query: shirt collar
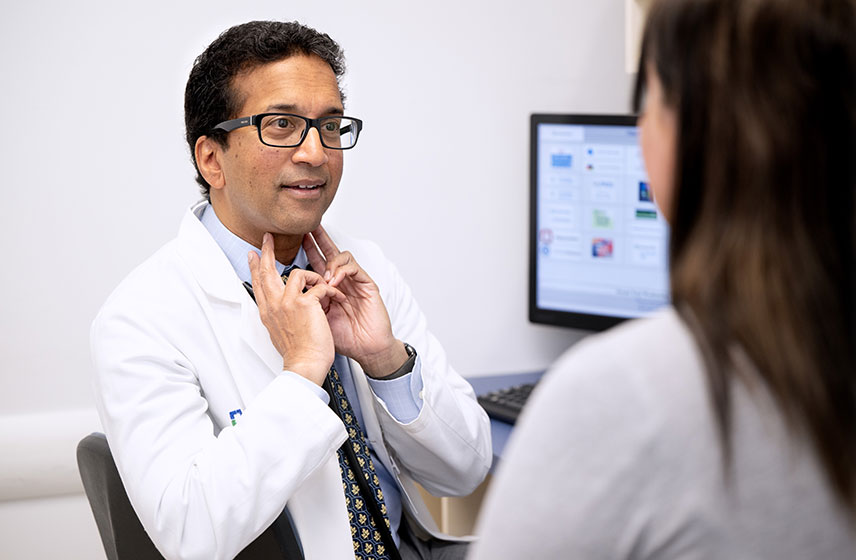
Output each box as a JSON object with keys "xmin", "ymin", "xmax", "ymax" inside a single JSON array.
[{"xmin": 198, "ymin": 201, "xmax": 309, "ymax": 284}]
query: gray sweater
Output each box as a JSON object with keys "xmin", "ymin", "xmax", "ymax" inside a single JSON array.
[{"xmin": 471, "ymin": 308, "xmax": 855, "ymax": 559}]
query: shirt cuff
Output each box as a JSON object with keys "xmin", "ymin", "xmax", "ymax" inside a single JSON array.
[
  {"xmin": 366, "ymin": 356, "xmax": 425, "ymax": 423},
  {"xmin": 280, "ymin": 370, "xmax": 330, "ymax": 404}
]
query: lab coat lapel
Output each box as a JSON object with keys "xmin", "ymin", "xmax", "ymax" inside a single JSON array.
[
  {"xmin": 349, "ymin": 358, "xmax": 442, "ymax": 535},
  {"xmin": 348, "ymin": 359, "xmax": 386, "ymax": 458},
  {"xmin": 175, "ymin": 204, "xmax": 282, "ymax": 392},
  {"xmin": 239, "ymin": 300, "xmax": 283, "ymax": 374},
  {"xmin": 176, "ymin": 202, "xmax": 244, "ymax": 305},
  {"xmin": 348, "ymin": 359, "xmax": 423, "ymax": 514}
]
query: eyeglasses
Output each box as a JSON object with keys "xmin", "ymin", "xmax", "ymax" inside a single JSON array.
[{"xmin": 212, "ymin": 113, "xmax": 363, "ymax": 150}]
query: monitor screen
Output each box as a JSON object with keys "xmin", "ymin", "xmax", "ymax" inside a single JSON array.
[{"xmin": 529, "ymin": 114, "xmax": 671, "ymax": 331}]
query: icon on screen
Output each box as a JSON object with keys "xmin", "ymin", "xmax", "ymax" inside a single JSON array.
[
  {"xmin": 592, "ymin": 209, "xmax": 613, "ymax": 229},
  {"xmin": 592, "ymin": 238, "xmax": 614, "ymax": 258},
  {"xmin": 639, "ymin": 181, "xmax": 653, "ymax": 202},
  {"xmin": 539, "ymin": 228, "xmax": 554, "ymax": 244},
  {"xmin": 551, "ymin": 154, "xmax": 572, "ymax": 168}
]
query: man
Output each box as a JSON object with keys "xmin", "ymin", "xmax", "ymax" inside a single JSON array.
[{"xmin": 91, "ymin": 21, "xmax": 491, "ymax": 560}]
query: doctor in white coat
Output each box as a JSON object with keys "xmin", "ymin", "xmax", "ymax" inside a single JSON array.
[{"xmin": 91, "ymin": 21, "xmax": 491, "ymax": 560}]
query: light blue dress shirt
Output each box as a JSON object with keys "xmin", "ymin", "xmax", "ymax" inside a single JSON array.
[{"xmin": 199, "ymin": 203, "xmax": 423, "ymax": 545}]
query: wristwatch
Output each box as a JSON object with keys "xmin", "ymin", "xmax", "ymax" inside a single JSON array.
[{"xmin": 382, "ymin": 342, "xmax": 417, "ymax": 380}]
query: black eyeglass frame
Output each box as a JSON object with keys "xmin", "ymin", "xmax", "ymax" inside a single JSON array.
[{"xmin": 211, "ymin": 113, "xmax": 363, "ymax": 150}]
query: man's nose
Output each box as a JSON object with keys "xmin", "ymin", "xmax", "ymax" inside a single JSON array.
[{"xmin": 292, "ymin": 127, "xmax": 329, "ymax": 166}]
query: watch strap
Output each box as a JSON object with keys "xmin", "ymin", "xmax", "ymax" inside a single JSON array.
[{"xmin": 379, "ymin": 342, "xmax": 417, "ymax": 380}]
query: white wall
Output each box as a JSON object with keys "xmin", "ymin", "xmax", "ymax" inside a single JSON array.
[{"xmin": 0, "ymin": 0, "xmax": 633, "ymax": 556}]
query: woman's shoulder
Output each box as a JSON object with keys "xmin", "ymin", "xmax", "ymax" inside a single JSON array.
[
  {"xmin": 550, "ymin": 307, "xmax": 700, "ymax": 385},
  {"xmin": 527, "ymin": 307, "xmax": 710, "ymax": 442}
]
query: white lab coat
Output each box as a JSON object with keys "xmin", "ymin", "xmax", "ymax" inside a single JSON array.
[{"xmin": 91, "ymin": 203, "xmax": 492, "ymax": 560}]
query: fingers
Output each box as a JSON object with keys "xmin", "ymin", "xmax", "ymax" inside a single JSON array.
[
  {"xmin": 256, "ymin": 233, "xmax": 287, "ymax": 296},
  {"xmin": 305, "ymin": 282, "xmax": 348, "ymax": 308},
  {"xmin": 250, "ymin": 234, "xmax": 327, "ymax": 307},
  {"xmin": 310, "ymin": 225, "xmax": 340, "ymax": 260},
  {"xmin": 247, "ymin": 250, "xmax": 269, "ymax": 309},
  {"xmin": 283, "ymin": 268, "xmax": 337, "ymax": 308},
  {"xmin": 282, "ymin": 267, "xmax": 325, "ymax": 295},
  {"xmin": 303, "ymin": 227, "xmax": 370, "ymax": 287},
  {"xmin": 324, "ymin": 252, "xmax": 359, "ymax": 286},
  {"xmin": 246, "ymin": 233, "xmax": 346, "ymax": 386},
  {"xmin": 325, "ymin": 250, "xmax": 374, "ymax": 288},
  {"xmin": 302, "ymin": 233, "xmax": 327, "ymax": 277}
]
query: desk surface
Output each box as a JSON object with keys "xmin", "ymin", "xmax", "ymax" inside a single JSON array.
[{"xmin": 466, "ymin": 371, "xmax": 545, "ymax": 470}]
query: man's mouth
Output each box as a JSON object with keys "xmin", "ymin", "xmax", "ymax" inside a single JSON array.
[{"xmin": 281, "ymin": 181, "xmax": 324, "ymax": 191}]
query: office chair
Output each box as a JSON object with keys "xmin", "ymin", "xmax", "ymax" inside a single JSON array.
[{"xmin": 77, "ymin": 432, "xmax": 299, "ymax": 559}]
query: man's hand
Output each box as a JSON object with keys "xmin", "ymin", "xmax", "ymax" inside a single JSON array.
[
  {"xmin": 303, "ymin": 226, "xmax": 409, "ymax": 378},
  {"xmin": 248, "ymin": 233, "xmax": 346, "ymax": 386}
]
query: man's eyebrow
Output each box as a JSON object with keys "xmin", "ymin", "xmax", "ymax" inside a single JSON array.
[{"xmin": 265, "ymin": 103, "xmax": 345, "ymax": 116}]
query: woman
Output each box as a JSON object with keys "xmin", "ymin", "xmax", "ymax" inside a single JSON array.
[{"xmin": 471, "ymin": 0, "xmax": 856, "ymax": 557}]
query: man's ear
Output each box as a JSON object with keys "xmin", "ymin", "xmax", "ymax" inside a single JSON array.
[{"xmin": 195, "ymin": 136, "xmax": 226, "ymax": 190}]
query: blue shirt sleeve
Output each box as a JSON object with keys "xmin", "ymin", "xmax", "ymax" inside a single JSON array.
[{"xmin": 365, "ymin": 355, "xmax": 425, "ymax": 423}]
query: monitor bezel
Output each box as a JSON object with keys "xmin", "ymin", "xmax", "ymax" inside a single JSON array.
[{"xmin": 528, "ymin": 113, "xmax": 644, "ymax": 332}]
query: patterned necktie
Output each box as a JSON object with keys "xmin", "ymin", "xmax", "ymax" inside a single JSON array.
[
  {"xmin": 264, "ymin": 266, "xmax": 397, "ymax": 559},
  {"xmin": 324, "ymin": 365, "xmax": 396, "ymax": 560}
]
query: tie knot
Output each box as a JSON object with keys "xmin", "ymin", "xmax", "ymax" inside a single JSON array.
[
  {"xmin": 281, "ymin": 264, "xmax": 302, "ymax": 285},
  {"xmin": 281, "ymin": 267, "xmax": 292, "ymax": 283},
  {"xmin": 243, "ymin": 264, "xmax": 308, "ymax": 302},
  {"xmin": 282, "ymin": 263, "xmax": 313, "ymax": 284}
]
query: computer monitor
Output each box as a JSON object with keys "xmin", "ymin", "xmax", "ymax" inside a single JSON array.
[{"xmin": 529, "ymin": 114, "xmax": 671, "ymax": 331}]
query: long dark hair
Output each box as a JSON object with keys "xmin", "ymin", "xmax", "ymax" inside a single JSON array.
[{"xmin": 634, "ymin": 0, "xmax": 856, "ymax": 513}]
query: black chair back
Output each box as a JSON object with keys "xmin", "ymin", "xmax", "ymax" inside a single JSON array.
[{"xmin": 77, "ymin": 432, "xmax": 298, "ymax": 559}]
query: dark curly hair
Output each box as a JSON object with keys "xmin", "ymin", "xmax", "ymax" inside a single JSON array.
[{"xmin": 184, "ymin": 21, "xmax": 346, "ymax": 198}]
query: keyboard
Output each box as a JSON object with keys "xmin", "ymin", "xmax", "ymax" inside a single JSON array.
[{"xmin": 477, "ymin": 383, "xmax": 536, "ymax": 424}]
